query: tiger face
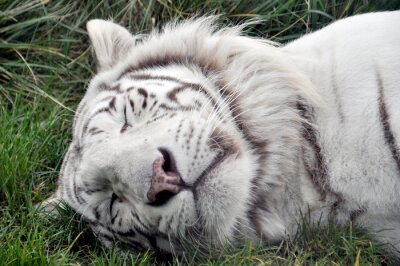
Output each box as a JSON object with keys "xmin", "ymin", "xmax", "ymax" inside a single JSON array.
[
  {"xmin": 73, "ymin": 67, "xmax": 257, "ymax": 252},
  {"xmin": 49, "ymin": 19, "xmax": 263, "ymax": 253}
]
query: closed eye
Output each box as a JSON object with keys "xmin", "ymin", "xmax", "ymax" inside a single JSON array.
[{"xmin": 110, "ymin": 192, "xmax": 119, "ymax": 215}]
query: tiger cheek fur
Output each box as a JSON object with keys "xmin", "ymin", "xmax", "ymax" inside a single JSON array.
[{"xmin": 42, "ymin": 13, "xmax": 400, "ymax": 255}]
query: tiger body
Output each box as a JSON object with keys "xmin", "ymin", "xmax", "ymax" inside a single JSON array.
[
  {"xmin": 284, "ymin": 11, "xmax": 400, "ymax": 245},
  {"xmin": 44, "ymin": 11, "xmax": 400, "ymax": 253}
]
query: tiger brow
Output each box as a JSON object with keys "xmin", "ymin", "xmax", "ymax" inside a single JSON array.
[{"xmin": 81, "ymin": 107, "xmax": 111, "ymax": 139}]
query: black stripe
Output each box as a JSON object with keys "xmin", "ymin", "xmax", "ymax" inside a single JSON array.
[
  {"xmin": 81, "ymin": 107, "xmax": 111, "ymax": 138},
  {"xmin": 134, "ymin": 225, "xmax": 158, "ymax": 251},
  {"xmin": 82, "ymin": 187, "xmax": 105, "ymax": 195},
  {"xmin": 129, "ymin": 74, "xmax": 218, "ymax": 111},
  {"xmin": 98, "ymin": 83, "xmax": 123, "ymax": 93},
  {"xmin": 128, "ymin": 74, "xmax": 221, "ymax": 114},
  {"xmin": 63, "ymin": 145, "xmax": 82, "ymax": 205},
  {"xmin": 120, "ymin": 123, "xmax": 130, "ymax": 133},
  {"xmin": 297, "ymin": 102, "xmax": 343, "ymax": 210},
  {"xmin": 109, "ymin": 193, "xmax": 118, "ymax": 222},
  {"xmin": 146, "ymin": 113, "xmax": 169, "ymax": 124},
  {"xmin": 128, "ymin": 73, "xmax": 190, "ymax": 84},
  {"xmin": 120, "ymin": 105, "xmax": 131, "ymax": 133},
  {"xmin": 149, "ymin": 100, "xmax": 158, "ymax": 111},
  {"xmin": 377, "ymin": 71, "xmax": 400, "ymax": 173},
  {"xmin": 58, "ymin": 146, "xmax": 74, "ymax": 198},
  {"xmin": 159, "ymin": 103, "xmax": 192, "ymax": 112},
  {"xmin": 167, "ymin": 85, "xmax": 215, "ymax": 109},
  {"xmin": 330, "ymin": 60, "xmax": 345, "ymax": 122},
  {"xmin": 126, "ymin": 86, "xmax": 136, "ymax": 93},
  {"xmin": 119, "ymin": 53, "xmax": 219, "ymax": 79},
  {"xmin": 129, "ymin": 99, "xmax": 135, "ymax": 112},
  {"xmin": 349, "ymin": 208, "xmax": 365, "ymax": 222},
  {"xmin": 216, "ymin": 81, "xmax": 267, "ymax": 156},
  {"xmin": 88, "ymin": 127, "xmax": 104, "ymax": 136},
  {"xmin": 130, "ymin": 211, "xmax": 150, "ymax": 231},
  {"xmin": 93, "ymin": 206, "xmax": 101, "ymax": 220},
  {"xmin": 247, "ymin": 206, "xmax": 262, "ymax": 237},
  {"xmin": 98, "ymin": 83, "xmax": 109, "ymax": 91},
  {"xmin": 138, "ymin": 88, "xmax": 148, "ymax": 97},
  {"xmin": 216, "ymin": 84, "xmax": 269, "ymax": 235},
  {"xmin": 85, "ymin": 216, "xmax": 115, "ymax": 234},
  {"xmin": 64, "ymin": 171, "xmax": 75, "ymax": 205},
  {"xmin": 115, "ymin": 229, "xmax": 136, "ymax": 238},
  {"xmin": 123, "ymin": 104, "xmax": 127, "ymax": 124},
  {"xmin": 72, "ymin": 177, "xmax": 85, "ymax": 204},
  {"xmin": 118, "ymin": 238, "xmax": 144, "ymax": 251},
  {"xmin": 138, "ymin": 88, "xmax": 148, "ymax": 109},
  {"xmin": 175, "ymin": 119, "xmax": 184, "ymax": 142},
  {"xmin": 109, "ymin": 97, "xmax": 116, "ymax": 111},
  {"xmin": 98, "ymin": 232, "xmax": 115, "ymax": 243}
]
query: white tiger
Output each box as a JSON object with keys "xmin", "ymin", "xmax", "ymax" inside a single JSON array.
[{"xmin": 43, "ymin": 11, "xmax": 400, "ymax": 254}]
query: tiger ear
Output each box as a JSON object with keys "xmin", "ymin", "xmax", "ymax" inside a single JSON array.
[{"xmin": 86, "ymin": 19, "xmax": 136, "ymax": 72}]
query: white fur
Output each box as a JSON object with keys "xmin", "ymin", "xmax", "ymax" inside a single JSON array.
[{"xmin": 44, "ymin": 12, "xmax": 400, "ymax": 254}]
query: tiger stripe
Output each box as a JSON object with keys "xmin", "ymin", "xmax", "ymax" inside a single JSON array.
[
  {"xmin": 81, "ymin": 107, "xmax": 111, "ymax": 138},
  {"xmin": 330, "ymin": 59, "xmax": 345, "ymax": 123},
  {"xmin": 297, "ymin": 102, "xmax": 344, "ymax": 213},
  {"xmin": 377, "ymin": 70, "xmax": 400, "ymax": 174}
]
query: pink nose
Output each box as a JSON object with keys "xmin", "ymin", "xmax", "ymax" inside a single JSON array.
[{"xmin": 147, "ymin": 150, "xmax": 183, "ymax": 205}]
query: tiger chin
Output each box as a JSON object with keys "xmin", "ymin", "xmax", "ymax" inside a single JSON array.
[{"xmin": 41, "ymin": 12, "xmax": 400, "ymax": 255}]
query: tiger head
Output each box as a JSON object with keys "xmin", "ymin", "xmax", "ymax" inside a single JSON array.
[{"xmin": 44, "ymin": 18, "xmax": 313, "ymax": 254}]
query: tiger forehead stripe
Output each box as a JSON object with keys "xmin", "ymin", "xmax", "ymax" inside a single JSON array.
[
  {"xmin": 126, "ymin": 73, "xmax": 188, "ymax": 83},
  {"xmin": 126, "ymin": 73, "xmax": 218, "ymax": 105},
  {"xmin": 109, "ymin": 97, "xmax": 116, "ymax": 110},
  {"xmin": 97, "ymin": 83, "xmax": 123, "ymax": 93},
  {"xmin": 127, "ymin": 73, "xmax": 235, "ymax": 120},
  {"xmin": 118, "ymin": 54, "xmax": 219, "ymax": 79},
  {"xmin": 137, "ymin": 88, "xmax": 148, "ymax": 108},
  {"xmin": 125, "ymin": 73, "xmax": 231, "ymax": 119},
  {"xmin": 137, "ymin": 88, "xmax": 148, "ymax": 97}
]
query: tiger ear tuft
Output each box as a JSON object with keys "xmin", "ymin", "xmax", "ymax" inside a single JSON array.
[{"xmin": 86, "ymin": 19, "xmax": 136, "ymax": 72}]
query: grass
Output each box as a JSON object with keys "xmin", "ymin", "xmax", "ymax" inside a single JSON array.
[{"xmin": 1, "ymin": 0, "xmax": 400, "ymax": 265}]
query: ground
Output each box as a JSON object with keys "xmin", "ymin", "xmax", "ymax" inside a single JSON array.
[{"xmin": 1, "ymin": 0, "xmax": 400, "ymax": 265}]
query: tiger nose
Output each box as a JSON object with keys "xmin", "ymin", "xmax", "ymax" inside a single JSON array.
[{"xmin": 147, "ymin": 148, "xmax": 184, "ymax": 206}]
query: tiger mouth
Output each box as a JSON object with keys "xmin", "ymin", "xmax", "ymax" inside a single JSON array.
[
  {"xmin": 192, "ymin": 150, "xmax": 230, "ymax": 192},
  {"xmin": 191, "ymin": 128, "xmax": 237, "ymax": 195}
]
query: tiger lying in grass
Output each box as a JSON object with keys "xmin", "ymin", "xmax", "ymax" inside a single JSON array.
[{"xmin": 42, "ymin": 11, "xmax": 400, "ymax": 254}]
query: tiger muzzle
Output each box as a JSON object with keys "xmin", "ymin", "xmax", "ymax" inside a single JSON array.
[{"xmin": 147, "ymin": 148, "xmax": 186, "ymax": 206}]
